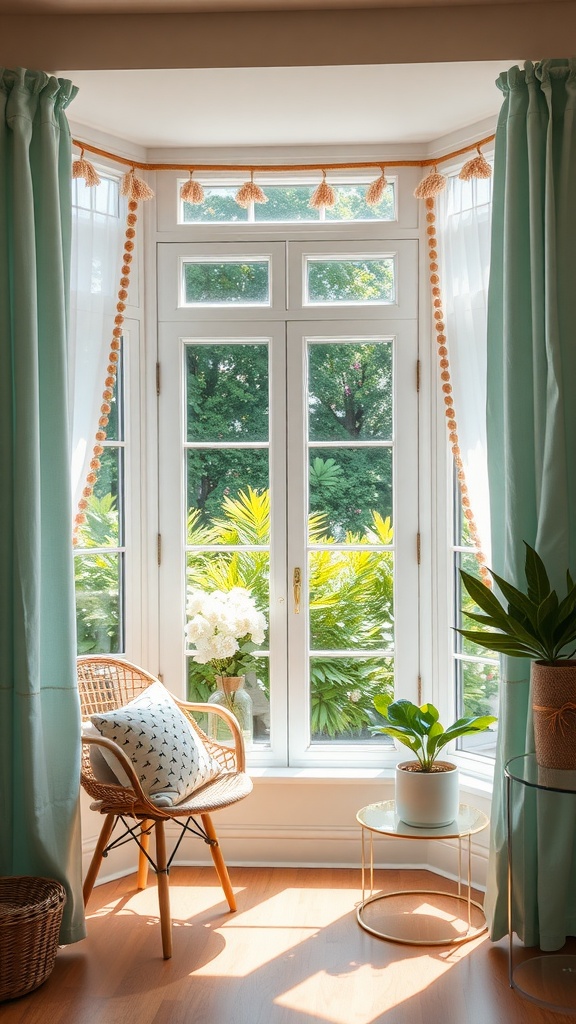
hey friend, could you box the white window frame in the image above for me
[154,167,421,237]
[286,318,419,767]
[157,319,288,765]
[287,239,418,320]
[157,241,286,321]
[157,233,420,767]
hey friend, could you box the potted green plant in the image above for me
[457,541,576,769]
[372,698,496,827]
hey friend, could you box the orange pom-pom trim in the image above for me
[235,172,268,208]
[310,171,336,210]
[366,169,388,207]
[120,169,155,202]
[459,149,492,182]
[414,168,447,199]
[181,173,205,205]
[72,153,101,188]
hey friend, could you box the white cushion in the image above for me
[89,681,220,807]
[83,720,133,786]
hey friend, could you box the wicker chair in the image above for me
[78,656,253,959]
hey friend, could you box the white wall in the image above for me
[82,773,493,889]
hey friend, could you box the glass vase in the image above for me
[207,675,253,750]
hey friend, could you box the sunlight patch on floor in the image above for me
[274,952,457,1024]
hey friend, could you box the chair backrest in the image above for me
[77,656,159,720]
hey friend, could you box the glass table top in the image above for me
[357,800,489,839]
[505,752,576,794]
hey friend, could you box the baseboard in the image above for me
[83,821,489,891]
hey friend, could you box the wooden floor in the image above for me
[2,866,573,1024]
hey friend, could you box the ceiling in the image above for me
[65,61,515,150]
[0,0,559,11]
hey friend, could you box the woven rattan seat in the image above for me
[78,656,253,959]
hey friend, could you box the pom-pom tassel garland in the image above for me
[120,167,155,202]
[366,168,388,207]
[180,172,205,204]
[414,166,447,199]
[459,148,492,181]
[235,171,268,208]
[72,149,101,187]
[309,170,336,210]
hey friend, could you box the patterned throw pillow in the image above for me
[90,681,220,807]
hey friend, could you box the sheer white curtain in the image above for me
[437,172,493,561]
[69,174,125,511]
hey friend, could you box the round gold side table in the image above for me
[356,800,489,946]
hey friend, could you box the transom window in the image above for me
[178,176,396,225]
[181,257,271,307]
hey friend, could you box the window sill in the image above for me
[247,754,495,803]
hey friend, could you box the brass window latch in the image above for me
[293,567,301,614]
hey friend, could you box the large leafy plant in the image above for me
[457,542,576,663]
[371,698,496,771]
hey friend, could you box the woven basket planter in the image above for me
[532,661,576,770]
[0,877,66,1002]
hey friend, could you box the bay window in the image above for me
[73,165,496,772]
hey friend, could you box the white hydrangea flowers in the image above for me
[186,587,267,676]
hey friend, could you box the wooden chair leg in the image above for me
[155,821,172,960]
[83,812,116,906]
[137,818,153,890]
[201,813,236,912]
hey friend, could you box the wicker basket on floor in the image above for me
[0,876,67,1002]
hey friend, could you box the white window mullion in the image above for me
[286,323,310,760]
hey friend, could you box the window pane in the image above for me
[186,543,270,749]
[457,550,497,657]
[306,257,395,305]
[179,181,396,224]
[254,185,317,222]
[73,449,124,658]
[75,552,122,654]
[73,174,119,217]
[77,490,121,551]
[324,183,395,222]
[308,341,392,442]
[93,443,121,501]
[187,451,269,534]
[309,550,394,650]
[309,448,392,541]
[182,259,270,305]
[453,480,499,755]
[309,655,394,741]
[459,658,499,724]
[182,187,248,224]
[186,343,269,443]
[186,551,270,631]
[187,657,270,745]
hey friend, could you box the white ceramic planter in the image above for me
[395,760,460,828]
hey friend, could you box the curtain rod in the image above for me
[72,133,496,174]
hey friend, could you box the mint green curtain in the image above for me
[484,59,576,949]
[0,68,85,943]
